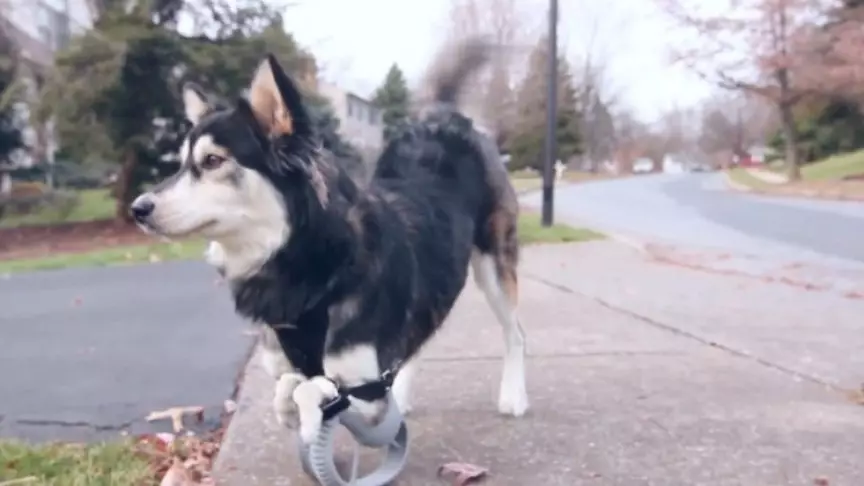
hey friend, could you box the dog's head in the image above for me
[131,55,326,275]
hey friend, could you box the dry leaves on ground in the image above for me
[136,430,223,486]
[146,406,206,433]
[437,462,489,486]
[136,400,236,485]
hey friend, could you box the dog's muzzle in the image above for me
[129,195,155,224]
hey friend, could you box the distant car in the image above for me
[632,158,654,174]
[690,164,713,172]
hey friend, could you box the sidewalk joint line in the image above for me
[523,271,848,396]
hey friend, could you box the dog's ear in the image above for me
[247,54,313,137]
[182,83,211,125]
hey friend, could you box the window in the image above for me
[36,3,71,51]
[36,6,52,46]
[354,100,364,121]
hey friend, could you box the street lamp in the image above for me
[541,0,558,227]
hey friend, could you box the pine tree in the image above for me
[0,27,25,166]
[372,64,411,141]
[508,38,581,171]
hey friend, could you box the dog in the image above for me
[130,39,527,442]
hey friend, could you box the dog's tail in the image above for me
[429,37,493,108]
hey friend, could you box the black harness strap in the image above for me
[319,368,399,421]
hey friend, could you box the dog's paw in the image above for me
[292,377,338,443]
[273,373,304,427]
[498,388,529,417]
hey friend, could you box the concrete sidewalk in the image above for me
[213,241,864,485]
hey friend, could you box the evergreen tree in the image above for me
[372,64,411,141]
[508,39,581,171]
[36,0,343,222]
[0,27,26,166]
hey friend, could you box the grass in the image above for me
[0,239,206,274]
[801,150,864,180]
[0,439,154,486]
[509,177,543,193]
[508,170,614,194]
[0,189,115,228]
[728,167,772,190]
[0,213,599,274]
[517,213,603,245]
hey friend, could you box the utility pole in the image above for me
[541,0,558,227]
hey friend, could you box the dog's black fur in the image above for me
[141,40,522,407]
[196,51,504,384]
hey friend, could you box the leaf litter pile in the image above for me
[137,402,237,485]
[0,401,235,486]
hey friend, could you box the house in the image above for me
[317,82,383,165]
[0,0,97,189]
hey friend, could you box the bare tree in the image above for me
[697,91,778,160]
[657,0,829,179]
[424,0,541,143]
[565,0,631,170]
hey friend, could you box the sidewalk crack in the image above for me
[14,418,134,431]
[524,271,846,394]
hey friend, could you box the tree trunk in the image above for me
[778,101,800,181]
[114,149,138,223]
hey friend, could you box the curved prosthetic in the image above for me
[297,393,409,486]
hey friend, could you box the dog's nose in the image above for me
[130,197,155,222]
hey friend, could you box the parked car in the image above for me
[632,158,654,174]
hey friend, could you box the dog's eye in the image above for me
[201,154,225,170]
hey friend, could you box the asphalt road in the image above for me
[522,173,864,269]
[0,261,253,442]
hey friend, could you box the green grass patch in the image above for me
[728,168,772,190]
[801,150,864,180]
[1,189,115,228]
[0,213,599,274]
[0,239,206,274]
[509,177,542,193]
[518,213,603,245]
[0,439,154,486]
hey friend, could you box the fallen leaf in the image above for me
[437,462,489,486]
[146,406,205,433]
[813,477,830,486]
[160,458,199,486]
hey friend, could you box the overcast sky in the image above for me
[281,0,717,123]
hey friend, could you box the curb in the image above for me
[723,171,753,193]
[724,170,864,202]
[212,343,266,480]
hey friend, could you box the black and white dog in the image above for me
[130,40,527,441]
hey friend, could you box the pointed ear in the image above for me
[182,83,211,125]
[247,54,312,137]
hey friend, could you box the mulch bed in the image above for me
[0,220,151,261]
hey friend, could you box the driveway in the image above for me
[522,173,864,270]
[0,262,252,442]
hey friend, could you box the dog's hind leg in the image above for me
[471,249,528,417]
[392,359,417,415]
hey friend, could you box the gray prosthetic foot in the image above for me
[297,392,409,486]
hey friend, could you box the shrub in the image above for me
[0,186,80,222]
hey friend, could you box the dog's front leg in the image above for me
[268,306,329,436]
[292,376,340,443]
[273,372,305,427]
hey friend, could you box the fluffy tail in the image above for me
[429,37,493,106]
